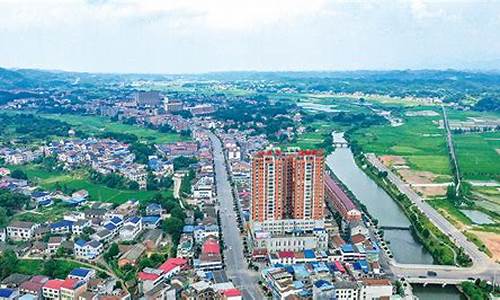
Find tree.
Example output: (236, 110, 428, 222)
(10, 169, 27, 180)
(162, 217, 184, 242)
(0, 207, 8, 228)
(43, 259, 58, 277)
(422, 228, 430, 238)
(104, 243, 120, 260)
(0, 250, 18, 278)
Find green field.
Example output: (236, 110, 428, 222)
(454, 131, 500, 181)
(42, 113, 188, 144)
(7, 164, 172, 204)
(15, 259, 89, 279)
(351, 112, 451, 175)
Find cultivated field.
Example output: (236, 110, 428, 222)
(42, 113, 188, 144)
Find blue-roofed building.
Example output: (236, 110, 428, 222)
(74, 239, 104, 260)
(0, 288, 18, 300)
(0, 289, 19, 300)
(75, 239, 86, 247)
(120, 216, 143, 241)
(109, 216, 123, 228)
(312, 280, 335, 300)
(50, 220, 74, 234)
(183, 225, 195, 234)
(146, 203, 163, 216)
(68, 267, 96, 282)
(37, 199, 53, 207)
(341, 244, 354, 253)
(63, 196, 87, 206)
(104, 223, 117, 232)
(291, 264, 309, 280)
(142, 215, 161, 229)
(303, 249, 315, 261)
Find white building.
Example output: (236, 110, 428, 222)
(119, 217, 143, 241)
(7, 221, 39, 241)
(360, 279, 393, 300)
(74, 240, 103, 260)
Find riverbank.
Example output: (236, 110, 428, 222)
(354, 151, 472, 266)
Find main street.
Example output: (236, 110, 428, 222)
(366, 153, 500, 282)
(209, 132, 263, 300)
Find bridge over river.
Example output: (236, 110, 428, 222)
(327, 133, 499, 291)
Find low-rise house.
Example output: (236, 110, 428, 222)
(43, 278, 87, 300)
(50, 220, 74, 235)
(92, 229, 113, 243)
(158, 258, 188, 279)
(31, 241, 47, 255)
(19, 275, 49, 298)
(74, 239, 103, 260)
(7, 221, 39, 241)
(142, 216, 161, 229)
(68, 268, 96, 283)
(0, 288, 18, 300)
(193, 225, 219, 243)
(143, 282, 176, 300)
(119, 217, 142, 241)
(118, 244, 145, 268)
(145, 203, 163, 217)
(72, 220, 92, 236)
(1, 274, 31, 288)
(220, 288, 242, 300)
(137, 268, 164, 295)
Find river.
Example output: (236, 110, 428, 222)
(325, 134, 463, 299)
(325, 146, 434, 264)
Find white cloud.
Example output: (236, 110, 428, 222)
(0, 0, 330, 31)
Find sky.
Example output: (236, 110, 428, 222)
(1, 0, 500, 74)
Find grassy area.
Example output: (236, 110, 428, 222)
(351, 113, 451, 175)
(427, 198, 473, 227)
(454, 131, 500, 181)
(7, 164, 172, 204)
(41, 113, 188, 144)
(359, 155, 472, 266)
(16, 259, 88, 279)
(463, 231, 493, 257)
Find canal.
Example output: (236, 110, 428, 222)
(325, 146, 434, 264)
(325, 134, 464, 299)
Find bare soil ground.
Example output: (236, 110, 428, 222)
(413, 185, 448, 197)
(398, 169, 436, 184)
(471, 230, 500, 261)
(379, 155, 406, 167)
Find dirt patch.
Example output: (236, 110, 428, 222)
(398, 169, 437, 184)
(414, 185, 448, 197)
(496, 148, 500, 155)
(379, 155, 406, 167)
(471, 231, 500, 261)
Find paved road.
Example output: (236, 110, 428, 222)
(209, 132, 263, 300)
(366, 154, 500, 282)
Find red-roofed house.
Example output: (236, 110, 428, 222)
(43, 278, 87, 300)
(277, 251, 295, 264)
(221, 288, 242, 300)
(158, 258, 188, 279)
(43, 280, 64, 299)
(137, 268, 164, 295)
(202, 238, 220, 255)
(60, 278, 87, 300)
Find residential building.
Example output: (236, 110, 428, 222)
(251, 149, 324, 225)
(74, 240, 103, 260)
(7, 221, 39, 241)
